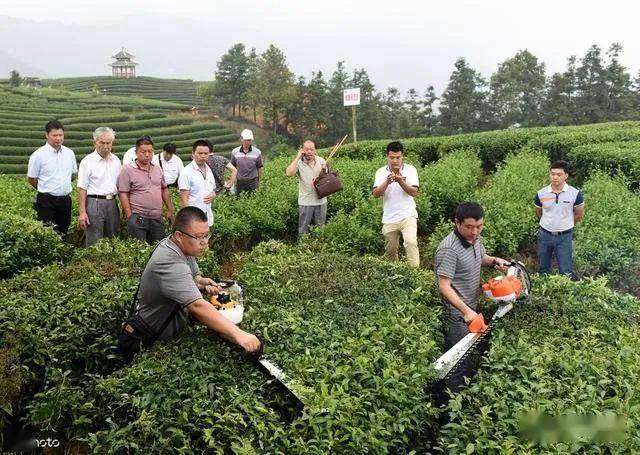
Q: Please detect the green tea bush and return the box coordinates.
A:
[568,141,640,184]
[55,241,444,453]
[420,149,483,227]
[477,148,549,256]
[574,172,640,293]
[0,239,219,432]
[437,276,640,454]
[0,214,68,277]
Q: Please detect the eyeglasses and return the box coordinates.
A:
[178,230,211,243]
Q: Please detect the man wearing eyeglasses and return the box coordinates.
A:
[134,206,261,353]
[534,160,585,277]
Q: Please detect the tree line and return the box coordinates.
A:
[202,42,640,147]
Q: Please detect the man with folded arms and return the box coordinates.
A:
[77,127,122,246]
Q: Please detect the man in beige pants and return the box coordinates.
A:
[372,141,420,267]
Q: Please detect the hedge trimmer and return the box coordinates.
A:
[211,281,306,411]
[432,261,532,381]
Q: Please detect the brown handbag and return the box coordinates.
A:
[314,135,348,198]
[314,166,343,198]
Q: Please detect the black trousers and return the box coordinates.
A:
[36,192,72,237]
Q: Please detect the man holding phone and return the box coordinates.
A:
[372,141,420,267]
[285,139,327,237]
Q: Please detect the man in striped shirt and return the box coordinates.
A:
[435,202,509,391]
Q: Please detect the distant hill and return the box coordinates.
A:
[0,49,46,77]
[43,76,203,107]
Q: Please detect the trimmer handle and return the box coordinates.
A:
[467,313,488,333]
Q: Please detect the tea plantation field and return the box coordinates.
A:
[43,76,202,106]
[0,81,237,174]
[1,113,640,452]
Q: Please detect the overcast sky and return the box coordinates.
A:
[1,0,638,94]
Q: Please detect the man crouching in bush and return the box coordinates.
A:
[435,202,510,391]
[119,206,260,360]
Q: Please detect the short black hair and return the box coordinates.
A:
[163,142,177,153]
[192,139,213,152]
[455,202,484,223]
[173,207,208,233]
[550,160,570,174]
[45,120,64,133]
[386,141,404,154]
[135,135,154,149]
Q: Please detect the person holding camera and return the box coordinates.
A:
[285,139,327,237]
[118,206,261,361]
[372,141,420,267]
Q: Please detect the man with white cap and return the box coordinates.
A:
[230,129,263,195]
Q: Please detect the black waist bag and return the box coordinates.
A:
[118,306,181,363]
[117,243,182,363]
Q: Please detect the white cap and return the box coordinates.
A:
[240,129,254,141]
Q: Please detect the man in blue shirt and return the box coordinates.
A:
[534,160,585,276]
[27,120,77,238]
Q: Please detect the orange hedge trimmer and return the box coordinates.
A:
[433,261,531,380]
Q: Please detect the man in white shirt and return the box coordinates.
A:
[77,127,122,246]
[372,141,420,267]
[27,120,78,238]
[178,139,216,227]
[159,142,184,188]
[122,139,159,166]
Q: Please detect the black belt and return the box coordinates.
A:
[40,193,70,199]
[87,194,117,200]
[541,227,573,236]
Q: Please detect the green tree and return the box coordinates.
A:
[542,56,578,125]
[246,48,260,123]
[196,81,218,106]
[285,71,331,145]
[421,85,438,134]
[9,70,21,87]
[214,43,250,117]
[350,67,384,140]
[604,43,633,119]
[325,62,351,144]
[439,57,489,134]
[253,44,296,134]
[574,45,609,123]
[488,50,546,128]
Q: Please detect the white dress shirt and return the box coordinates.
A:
[27,142,78,196]
[178,160,216,226]
[159,153,184,185]
[122,147,159,167]
[77,151,122,196]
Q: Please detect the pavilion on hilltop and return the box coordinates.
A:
[110,48,138,78]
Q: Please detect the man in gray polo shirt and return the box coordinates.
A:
[285,139,327,237]
[135,206,261,352]
[231,129,263,195]
[435,202,509,391]
[534,160,585,276]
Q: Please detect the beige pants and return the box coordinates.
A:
[382,217,419,267]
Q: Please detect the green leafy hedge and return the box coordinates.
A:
[47,241,444,453]
[567,141,640,184]
[437,276,640,454]
[0,239,219,433]
[0,215,69,277]
[574,172,640,293]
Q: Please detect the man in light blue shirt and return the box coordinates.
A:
[534,160,585,276]
[27,120,77,237]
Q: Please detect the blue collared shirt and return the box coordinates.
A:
[28,142,77,196]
